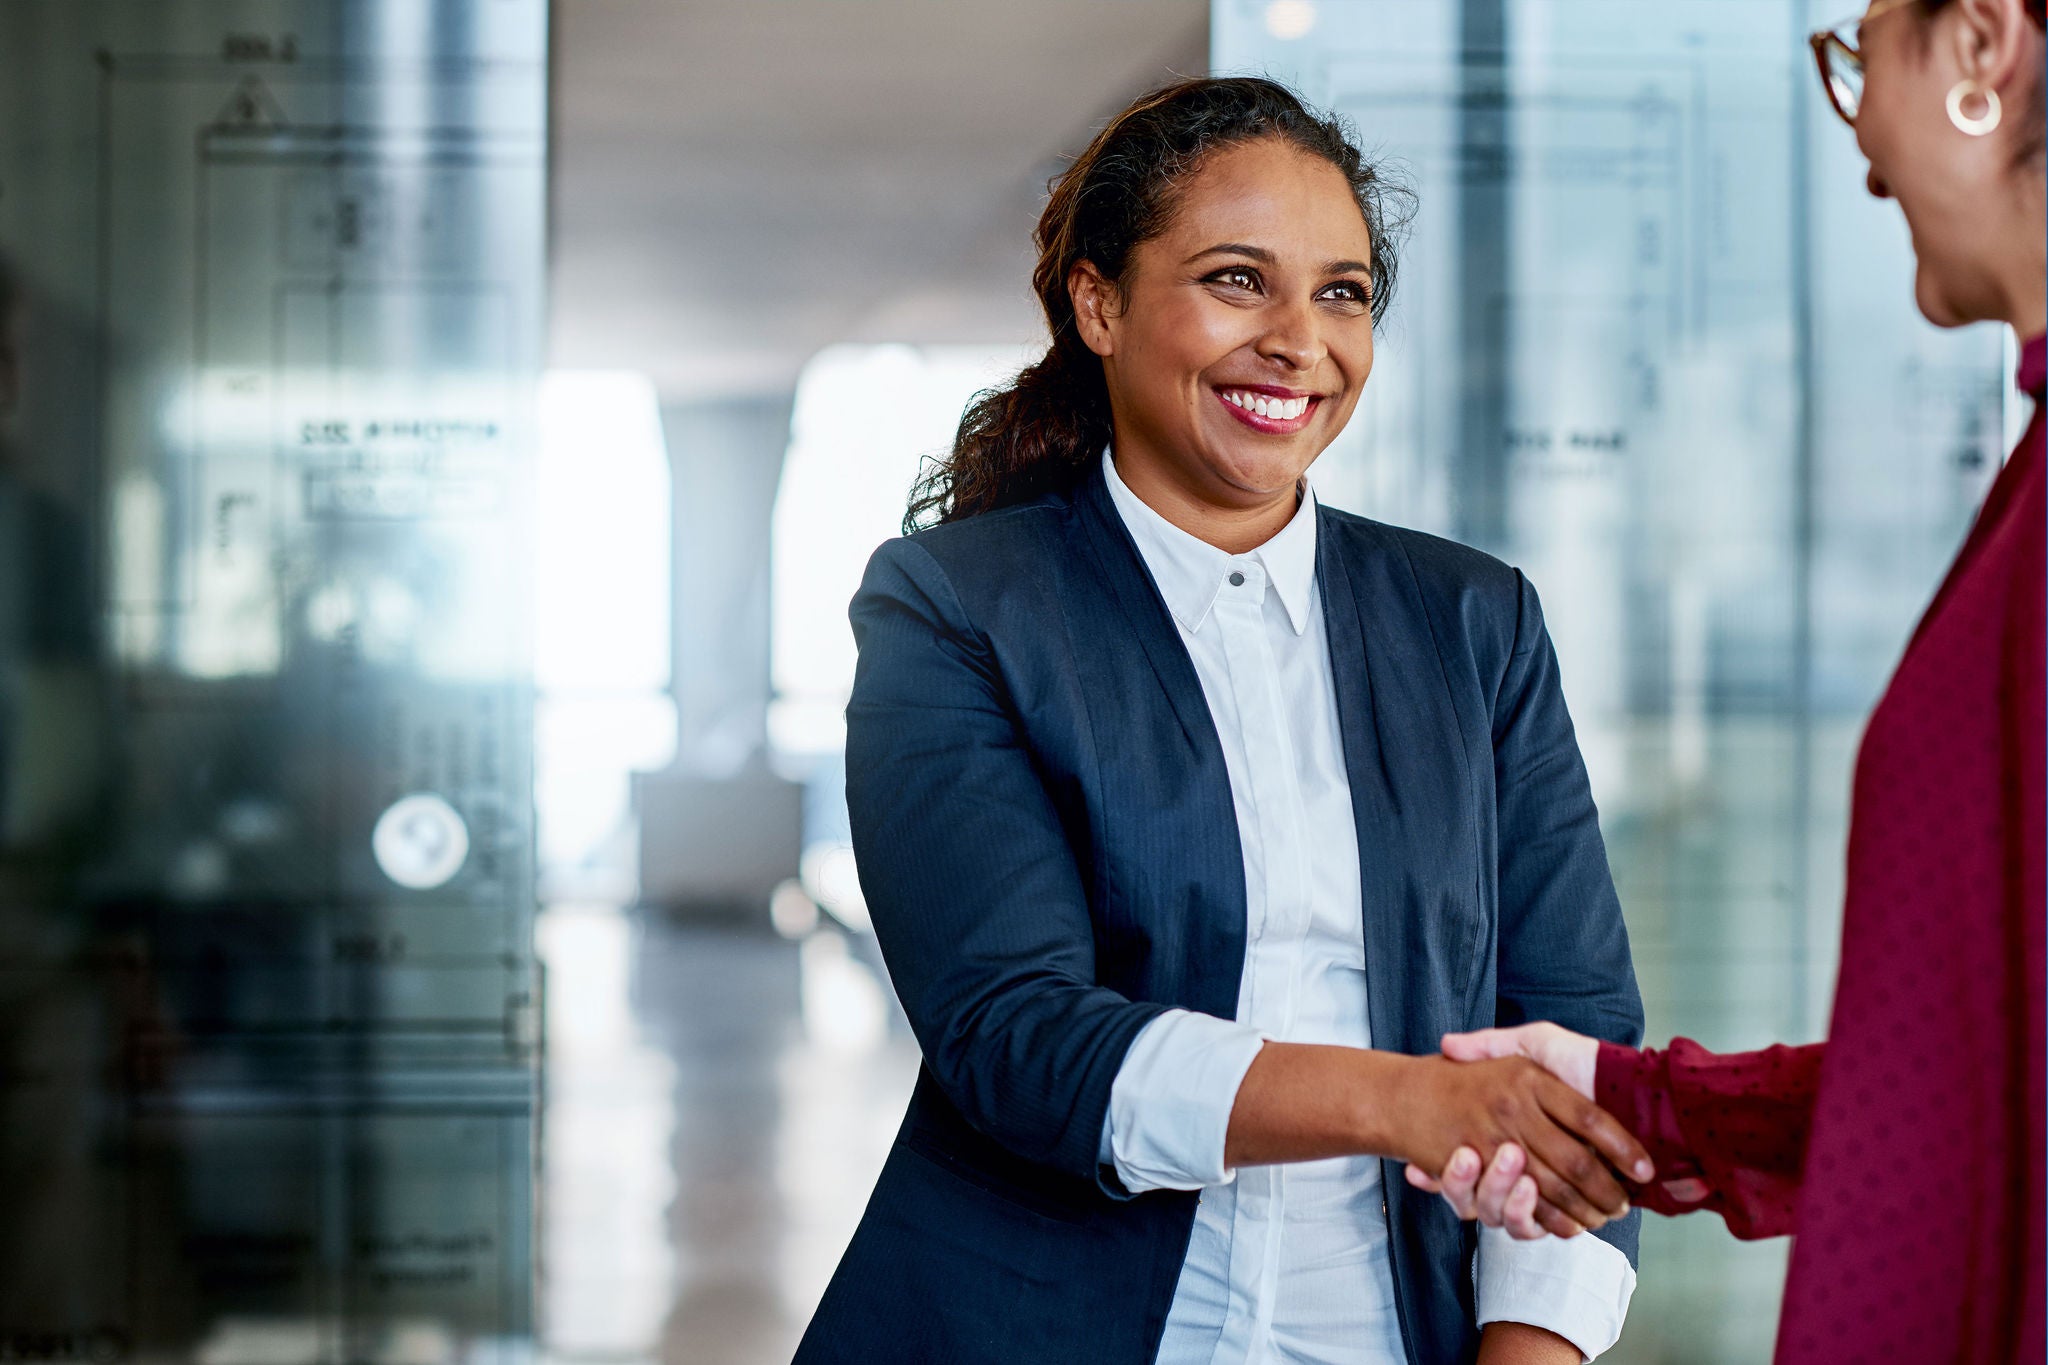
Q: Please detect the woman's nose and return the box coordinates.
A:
[1257,305,1322,369]
[1865,165,1892,200]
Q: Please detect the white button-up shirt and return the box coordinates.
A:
[1098,449,1634,1364]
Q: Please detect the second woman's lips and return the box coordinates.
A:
[1215,386,1319,434]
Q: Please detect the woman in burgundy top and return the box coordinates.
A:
[1408,0,2046,1361]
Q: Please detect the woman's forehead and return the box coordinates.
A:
[1160,141,1374,257]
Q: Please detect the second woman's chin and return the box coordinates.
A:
[1907,242,2001,332]
[1911,259,1965,330]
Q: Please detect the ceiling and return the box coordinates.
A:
[548,0,1210,405]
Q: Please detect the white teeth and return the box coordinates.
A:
[1222,389,1311,420]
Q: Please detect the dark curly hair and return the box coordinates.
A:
[904,76,1413,532]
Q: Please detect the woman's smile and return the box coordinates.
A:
[1213,383,1322,434]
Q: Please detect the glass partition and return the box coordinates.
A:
[0,4,547,1360]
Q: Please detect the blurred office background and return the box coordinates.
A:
[0,1,2020,1362]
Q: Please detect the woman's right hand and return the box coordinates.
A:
[1383,1053,1652,1239]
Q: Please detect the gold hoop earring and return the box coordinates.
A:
[1945,79,2002,136]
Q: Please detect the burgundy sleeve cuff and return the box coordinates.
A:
[1595,1040,1700,1176]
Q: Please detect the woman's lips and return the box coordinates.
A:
[1214,385,1320,434]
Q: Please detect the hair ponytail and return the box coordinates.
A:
[907,333,1108,534]
[904,76,1410,533]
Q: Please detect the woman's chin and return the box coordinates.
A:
[1212,455,1308,501]
[1912,270,1964,330]
[1910,258,1994,332]
[1200,431,1318,498]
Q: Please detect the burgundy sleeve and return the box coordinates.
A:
[1594,1037,1824,1240]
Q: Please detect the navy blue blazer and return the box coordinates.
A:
[795,459,1644,1365]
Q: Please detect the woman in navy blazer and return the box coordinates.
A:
[795,79,1650,1365]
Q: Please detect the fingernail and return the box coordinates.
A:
[1634,1160,1654,1181]
[1451,1152,1476,1176]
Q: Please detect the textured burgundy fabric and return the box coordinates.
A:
[1593,334,2045,1364]
[1594,1038,1820,1239]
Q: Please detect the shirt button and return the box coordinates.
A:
[1228,571,1245,587]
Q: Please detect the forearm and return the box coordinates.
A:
[1223,1037,1649,1239]
[1223,1042,1415,1166]
[1476,1322,1583,1365]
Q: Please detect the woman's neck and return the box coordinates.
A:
[1996,169,2046,338]
[1110,447,1301,556]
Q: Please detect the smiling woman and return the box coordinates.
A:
[1065,135,1382,551]
[799,78,1651,1365]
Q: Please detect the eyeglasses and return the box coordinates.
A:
[1809,0,1918,126]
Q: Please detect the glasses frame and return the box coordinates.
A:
[1809,0,1920,126]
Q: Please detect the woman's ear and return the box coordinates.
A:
[1949,0,2036,100]
[1068,261,1117,358]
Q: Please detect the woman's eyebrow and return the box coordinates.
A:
[1183,243,1371,277]
[1184,242,1274,266]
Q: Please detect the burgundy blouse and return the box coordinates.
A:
[1596,333,2045,1364]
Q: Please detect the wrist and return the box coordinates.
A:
[1556,1031,1599,1099]
[1347,1050,1420,1159]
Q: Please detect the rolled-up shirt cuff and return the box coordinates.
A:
[1475,1223,1636,1361]
[1098,1008,1266,1193]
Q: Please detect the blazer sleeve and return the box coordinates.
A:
[1489,569,1647,1261]
[844,537,1172,1193]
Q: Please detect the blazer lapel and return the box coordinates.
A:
[1319,509,1478,1057]
[1069,463,1247,1020]
[1073,465,1227,757]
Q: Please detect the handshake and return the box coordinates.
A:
[1394,1022,1704,1240]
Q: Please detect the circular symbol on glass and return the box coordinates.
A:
[372,793,469,890]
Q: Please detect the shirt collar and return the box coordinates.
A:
[1101,446,1319,636]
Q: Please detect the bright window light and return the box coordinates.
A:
[536,370,672,693]
[769,343,1037,757]
[534,370,677,897]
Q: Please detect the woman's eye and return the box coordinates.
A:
[1210,267,1260,291]
[1320,280,1370,305]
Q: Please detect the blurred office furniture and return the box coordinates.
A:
[0,3,546,1361]
[625,395,802,919]
[633,763,803,918]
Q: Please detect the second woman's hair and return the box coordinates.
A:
[905,77,1411,532]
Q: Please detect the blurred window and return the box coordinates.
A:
[535,370,676,898]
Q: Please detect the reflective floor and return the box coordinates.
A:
[537,907,919,1365]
